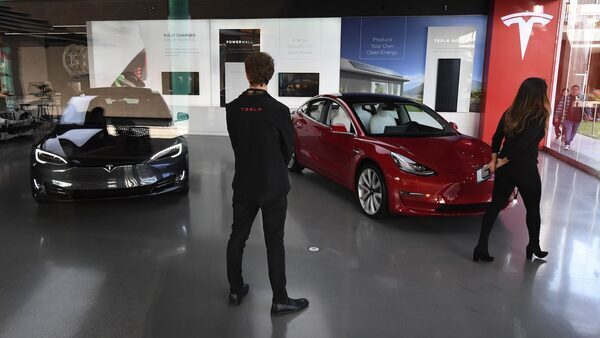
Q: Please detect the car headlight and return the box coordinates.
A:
[149,143,183,162]
[35,148,68,165]
[391,152,435,176]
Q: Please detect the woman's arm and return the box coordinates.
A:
[491,113,506,154]
[489,113,506,172]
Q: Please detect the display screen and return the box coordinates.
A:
[161,72,200,95]
[278,73,320,97]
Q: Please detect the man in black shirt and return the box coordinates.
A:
[226,52,309,315]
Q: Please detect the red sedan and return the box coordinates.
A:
[289,93,515,217]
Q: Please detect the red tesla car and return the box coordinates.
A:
[289,93,515,217]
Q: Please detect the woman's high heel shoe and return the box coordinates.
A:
[473,247,495,262]
[526,245,548,260]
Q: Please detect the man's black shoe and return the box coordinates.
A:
[229,284,249,306]
[270,297,309,315]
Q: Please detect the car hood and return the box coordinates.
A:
[40,127,181,166]
[373,135,491,175]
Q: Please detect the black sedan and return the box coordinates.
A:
[30,87,189,202]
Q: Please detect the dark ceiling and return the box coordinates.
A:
[2,0,490,26]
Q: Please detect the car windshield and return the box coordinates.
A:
[60,88,172,126]
[351,101,455,137]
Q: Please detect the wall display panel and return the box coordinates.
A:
[340,16,487,136]
[423,26,477,114]
[87,20,212,109]
[278,73,320,97]
[219,29,261,106]
[210,18,341,112]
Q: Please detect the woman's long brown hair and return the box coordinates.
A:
[504,77,550,136]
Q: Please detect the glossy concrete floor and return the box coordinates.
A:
[0,135,599,338]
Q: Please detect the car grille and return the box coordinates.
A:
[44,176,176,200]
[62,186,153,199]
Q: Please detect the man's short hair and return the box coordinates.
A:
[244,52,274,86]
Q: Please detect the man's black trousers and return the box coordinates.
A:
[227,195,288,303]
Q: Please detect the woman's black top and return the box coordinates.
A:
[492,111,545,165]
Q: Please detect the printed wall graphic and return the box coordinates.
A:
[219,29,260,106]
[89,18,341,135]
[88,20,212,108]
[423,26,477,112]
[340,16,487,113]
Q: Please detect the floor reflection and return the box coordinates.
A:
[0,135,598,337]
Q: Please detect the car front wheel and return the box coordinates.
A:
[356,164,388,218]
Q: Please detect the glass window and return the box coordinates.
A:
[326,101,354,133]
[351,101,453,137]
[305,100,327,123]
[371,82,389,94]
[547,0,599,172]
[404,104,445,131]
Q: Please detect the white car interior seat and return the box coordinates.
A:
[330,105,352,132]
[369,105,397,134]
[354,105,372,133]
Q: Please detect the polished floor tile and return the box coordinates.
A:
[547,132,600,172]
[0,135,599,338]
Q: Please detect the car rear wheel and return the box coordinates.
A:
[356,164,388,218]
[287,148,304,173]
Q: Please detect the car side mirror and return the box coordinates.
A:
[176,112,189,122]
[449,121,458,131]
[331,123,348,133]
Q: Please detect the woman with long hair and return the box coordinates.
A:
[473,77,550,262]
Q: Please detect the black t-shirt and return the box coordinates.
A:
[492,111,545,165]
[226,89,294,202]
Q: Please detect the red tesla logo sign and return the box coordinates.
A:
[501,11,554,60]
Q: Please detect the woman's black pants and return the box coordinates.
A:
[477,163,542,250]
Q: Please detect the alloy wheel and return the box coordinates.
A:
[357,168,383,215]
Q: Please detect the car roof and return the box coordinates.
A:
[322,92,419,104]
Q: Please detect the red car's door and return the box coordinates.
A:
[293,99,330,172]
[318,100,359,188]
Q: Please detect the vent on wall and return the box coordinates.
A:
[435,58,461,112]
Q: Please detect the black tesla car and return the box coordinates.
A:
[30,87,189,202]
